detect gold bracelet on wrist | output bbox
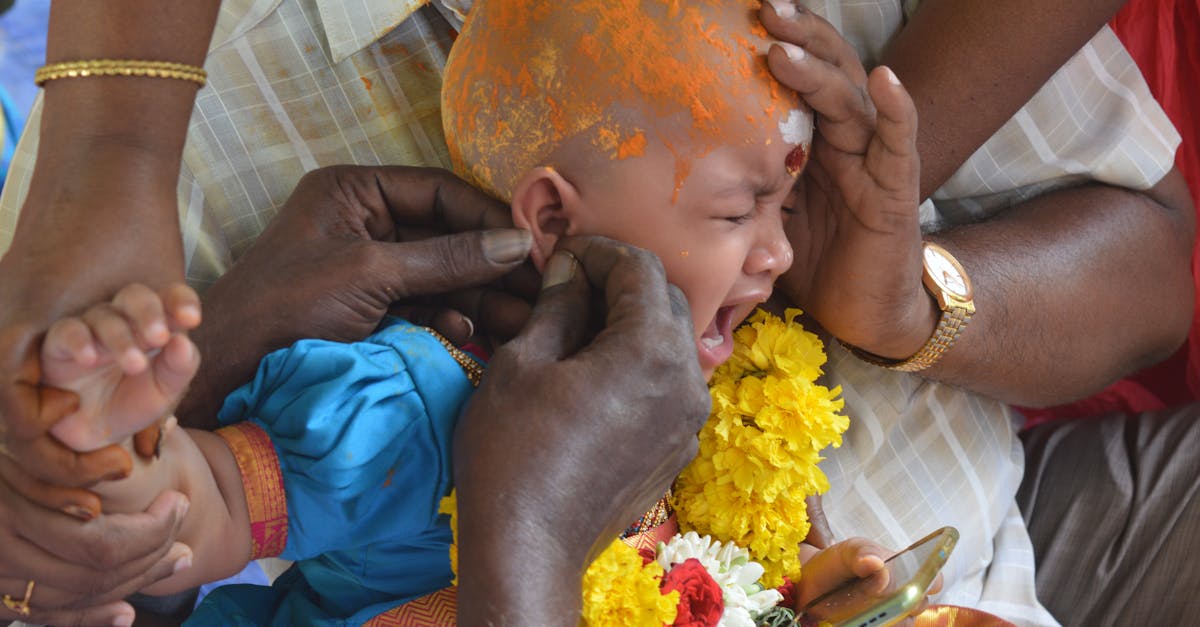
[35,59,207,88]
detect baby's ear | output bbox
[510,166,582,271]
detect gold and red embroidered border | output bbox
[217,421,289,559]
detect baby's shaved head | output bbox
[442,0,806,202]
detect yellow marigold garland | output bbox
[673,308,847,587]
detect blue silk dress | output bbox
[186,318,478,625]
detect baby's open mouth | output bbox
[697,305,736,371]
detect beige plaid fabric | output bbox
[0,1,1180,625]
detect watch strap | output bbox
[841,301,974,373]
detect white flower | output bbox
[656,532,785,625]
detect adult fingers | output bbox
[132,423,165,461]
[347,166,514,234]
[553,236,681,335]
[1,433,131,490]
[0,540,187,612]
[363,229,532,300]
[4,597,136,627]
[442,288,534,343]
[1,327,73,440]
[0,488,189,606]
[0,456,102,520]
[766,43,875,154]
[864,66,921,196]
[502,250,592,362]
[759,1,868,85]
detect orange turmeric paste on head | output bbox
[442,0,800,202]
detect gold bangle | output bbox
[35,59,207,88]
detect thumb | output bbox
[367,229,532,298]
[509,250,594,362]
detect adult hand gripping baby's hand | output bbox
[760,1,932,362]
[178,165,536,429]
[0,186,193,625]
[453,236,711,624]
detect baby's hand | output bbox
[794,537,942,626]
[42,284,201,452]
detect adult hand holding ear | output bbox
[178,165,537,429]
[454,236,711,624]
[759,3,930,362]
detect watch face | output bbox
[924,245,970,298]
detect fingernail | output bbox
[180,303,201,323]
[460,314,475,339]
[173,552,193,574]
[541,251,580,289]
[112,609,135,627]
[766,0,796,18]
[175,496,191,519]
[883,66,901,85]
[105,469,131,482]
[63,504,96,521]
[147,321,169,342]
[481,229,533,264]
[777,41,806,61]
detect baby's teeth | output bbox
[701,334,725,350]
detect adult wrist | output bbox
[34,71,200,185]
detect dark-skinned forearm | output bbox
[18,1,221,289]
[883,0,1127,197]
[921,170,1195,406]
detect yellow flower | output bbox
[582,540,679,626]
[674,309,848,587]
[439,493,459,585]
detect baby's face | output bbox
[566,131,803,377]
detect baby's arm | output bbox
[42,284,253,594]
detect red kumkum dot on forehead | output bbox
[785,144,808,177]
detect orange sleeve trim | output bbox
[216,421,289,559]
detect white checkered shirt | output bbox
[0,1,1180,624]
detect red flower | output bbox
[776,576,795,611]
[660,558,724,626]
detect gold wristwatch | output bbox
[844,242,975,372]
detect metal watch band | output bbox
[841,303,974,373]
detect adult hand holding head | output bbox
[759,2,928,362]
[178,165,536,429]
[453,236,711,624]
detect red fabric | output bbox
[1020,0,1200,427]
